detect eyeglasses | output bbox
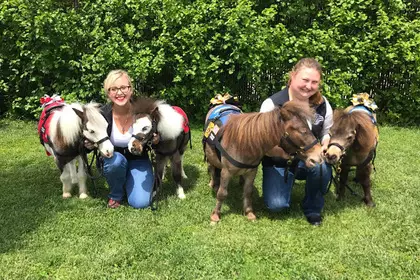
[108,85,131,94]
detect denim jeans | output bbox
[262,161,332,217]
[103,152,154,209]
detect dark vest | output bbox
[262,87,326,167]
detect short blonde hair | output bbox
[103,69,133,94]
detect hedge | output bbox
[1,0,419,125]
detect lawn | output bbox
[0,119,419,279]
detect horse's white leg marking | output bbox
[162,164,167,180]
[69,158,78,184]
[176,184,186,199]
[61,163,73,198]
[76,156,88,199]
[180,155,188,179]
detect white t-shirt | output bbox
[110,119,133,148]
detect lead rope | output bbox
[148,141,161,211]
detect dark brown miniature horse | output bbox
[128,97,191,199]
[204,101,324,222]
[325,106,379,207]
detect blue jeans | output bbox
[262,161,332,217]
[103,152,154,209]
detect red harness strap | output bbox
[38,100,65,155]
[172,106,190,134]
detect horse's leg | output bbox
[337,165,350,201]
[180,154,188,179]
[357,163,375,207]
[171,152,186,199]
[77,156,88,199]
[211,168,231,222]
[207,164,220,192]
[61,163,73,199]
[242,170,258,221]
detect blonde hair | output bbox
[103,69,133,95]
[288,58,323,105]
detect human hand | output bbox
[84,139,95,150]
[152,133,160,145]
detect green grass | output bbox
[0,119,419,279]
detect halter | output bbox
[280,131,319,156]
[131,118,157,149]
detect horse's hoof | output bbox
[79,193,89,199]
[210,213,220,222]
[62,193,72,199]
[177,188,186,199]
[246,212,257,221]
[364,200,376,207]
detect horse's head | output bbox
[73,102,114,158]
[325,108,360,164]
[278,101,323,168]
[128,97,160,155]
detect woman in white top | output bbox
[100,70,157,209]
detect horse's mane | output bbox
[132,97,183,140]
[333,108,377,147]
[83,102,103,127]
[51,103,82,146]
[222,101,313,158]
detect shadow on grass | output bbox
[208,173,369,223]
[147,163,200,202]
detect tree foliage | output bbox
[1,0,419,124]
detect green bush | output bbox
[0,0,419,124]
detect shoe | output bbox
[107,199,121,209]
[306,214,322,226]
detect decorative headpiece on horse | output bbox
[350,93,378,112]
[209,93,241,109]
[40,94,64,108]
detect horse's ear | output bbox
[150,105,159,119]
[279,106,291,121]
[73,108,84,120]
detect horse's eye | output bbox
[89,129,95,134]
[142,126,150,132]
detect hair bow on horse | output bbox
[351,93,378,112]
[40,94,64,108]
[210,93,238,105]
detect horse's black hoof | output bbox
[306,215,322,226]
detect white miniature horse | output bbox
[128,97,190,199]
[39,99,114,198]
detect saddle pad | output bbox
[172,106,190,133]
[204,104,242,144]
[38,100,65,155]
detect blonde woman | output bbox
[260,58,333,226]
[99,70,156,209]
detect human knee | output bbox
[265,196,290,212]
[128,196,150,209]
[103,152,127,175]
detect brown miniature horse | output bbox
[204,101,324,222]
[325,106,379,207]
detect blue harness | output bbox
[349,105,377,125]
[203,104,259,169]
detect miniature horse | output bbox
[204,101,324,222]
[128,97,191,199]
[39,98,114,198]
[325,106,379,207]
